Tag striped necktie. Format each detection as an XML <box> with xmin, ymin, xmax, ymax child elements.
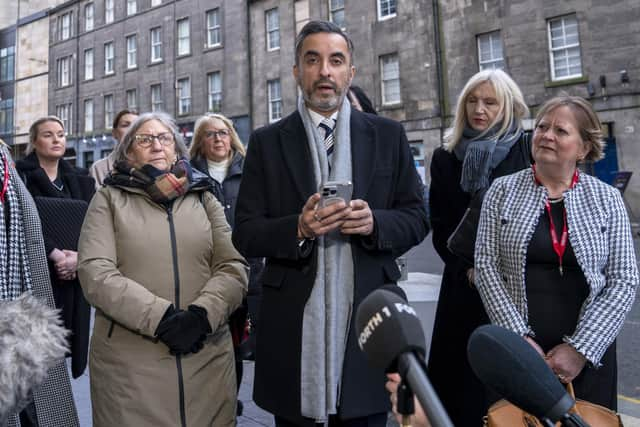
<box><xmin>319</xmin><ymin>117</ymin><xmax>336</xmax><ymax>167</ymax></box>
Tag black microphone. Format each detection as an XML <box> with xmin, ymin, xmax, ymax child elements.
<box><xmin>356</xmin><ymin>287</ymin><xmax>454</xmax><ymax>427</ymax></box>
<box><xmin>467</xmin><ymin>325</ymin><xmax>588</xmax><ymax>426</ymax></box>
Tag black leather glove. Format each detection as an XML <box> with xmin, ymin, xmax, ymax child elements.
<box><xmin>156</xmin><ymin>305</ymin><xmax>212</xmax><ymax>355</ymax></box>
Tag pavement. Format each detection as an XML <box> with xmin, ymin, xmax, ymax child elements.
<box><xmin>70</xmin><ymin>233</ymin><xmax>640</xmax><ymax>426</ymax></box>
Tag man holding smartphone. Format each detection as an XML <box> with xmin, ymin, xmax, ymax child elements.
<box><xmin>232</xmin><ymin>20</ymin><xmax>429</xmax><ymax>427</ymax></box>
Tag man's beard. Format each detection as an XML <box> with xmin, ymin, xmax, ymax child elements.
<box><xmin>299</xmin><ymin>79</ymin><xmax>347</xmax><ymax>112</ymax></box>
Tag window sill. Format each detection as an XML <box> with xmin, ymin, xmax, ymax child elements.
<box><xmin>103</xmin><ymin>72</ymin><xmax>115</xmax><ymax>78</ymax></box>
<box><xmin>125</xmin><ymin>66</ymin><xmax>138</xmax><ymax>72</ymax></box>
<box><xmin>176</xmin><ymin>53</ymin><xmax>192</xmax><ymax>59</ymax></box>
<box><xmin>380</xmin><ymin>102</ymin><xmax>403</xmax><ymax>111</ymax></box>
<box><xmin>544</xmin><ymin>75</ymin><xmax>589</xmax><ymax>88</ymax></box>
<box><xmin>149</xmin><ymin>59</ymin><xmax>164</xmax><ymax>66</ymax></box>
<box><xmin>203</xmin><ymin>44</ymin><xmax>223</xmax><ymax>53</ymax></box>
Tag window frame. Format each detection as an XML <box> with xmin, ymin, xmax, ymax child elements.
<box><xmin>56</xmin><ymin>104</ymin><xmax>72</xmax><ymax>134</ymax></box>
<box><xmin>265</xmin><ymin>8</ymin><xmax>280</xmax><ymax>51</ymax></box>
<box><xmin>151</xmin><ymin>84</ymin><xmax>163</xmax><ymax>111</ymax></box>
<box><xmin>84</xmin><ymin>3</ymin><xmax>94</xmax><ymax>31</ymax></box>
<box><xmin>177</xmin><ymin>18</ymin><xmax>190</xmax><ymax>56</ymax></box>
<box><xmin>0</xmin><ymin>46</ymin><xmax>15</xmax><ymax>82</ymax></box>
<box><xmin>477</xmin><ymin>30</ymin><xmax>505</xmax><ymax>71</ymax></box>
<box><xmin>150</xmin><ymin>27</ymin><xmax>163</xmax><ymax>62</ymax></box>
<box><xmin>84</xmin><ymin>48</ymin><xmax>94</xmax><ymax>80</ymax></box>
<box><xmin>59</xmin><ymin>12</ymin><xmax>72</xmax><ymax>40</ymax></box>
<box><xmin>177</xmin><ymin>77</ymin><xmax>191</xmax><ymax>115</ymax></box>
<box><xmin>267</xmin><ymin>78</ymin><xmax>282</xmax><ymax>123</ymax></box>
<box><xmin>328</xmin><ymin>0</ymin><xmax>345</xmax><ymax>29</ymax></box>
<box><xmin>206</xmin><ymin>8</ymin><xmax>221</xmax><ymax>48</ymax></box>
<box><xmin>104</xmin><ymin>41</ymin><xmax>115</xmax><ymax>75</ymax></box>
<box><xmin>105</xmin><ymin>0</ymin><xmax>114</xmax><ymax>23</ymax></box>
<box><xmin>0</xmin><ymin>98</ymin><xmax>14</xmax><ymax>135</ymax></box>
<box><xmin>207</xmin><ymin>71</ymin><xmax>222</xmax><ymax>112</ymax></box>
<box><xmin>547</xmin><ymin>14</ymin><xmax>583</xmax><ymax>81</ymax></box>
<box><xmin>126</xmin><ymin>34</ymin><xmax>137</xmax><ymax>69</ymax></box>
<box><xmin>57</xmin><ymin>56</ymin><xmax>72</xmax><ymax>87</ymax></box>
<box><xmin>380</xmin><ymin>53</ymin><xmax>401</xmax><ymax>105</ymax></box>
<box><xmin>377</xmin><ymin>0</ymin><xmax>397</xmax><ymax>21</ymax></box>
<box><xmin>126</xmin><ymin>88</ymin><xmax>137</xmax><ymax>110</ymax></box>
<box><xmin>127</xmin><ymin>0</ymin><xmax>137</xmax><ymax>16</ymax></box>
<box><xmin>103</xmin><ymin>94</ymin><xmax>114</xmax><ymax>129</ymax></box>
<box><xmin>84</xmin><ymin>98</ymin><xmax>94</xmax><ymax>132</ymax></box>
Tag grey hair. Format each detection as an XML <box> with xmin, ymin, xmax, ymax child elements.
<box><xmin>113</xmin><ymin>112</ymin><xmax>188</xmax><ymax>164</ymax></box>
<box><xmin>294</xmin><ymin>20</ymin><xmax>354</xmax><ymax>66</ymax></box>
<box><xmin>26</xmin><ymin>116</ymin><xmax>65</xmax><ymax>156</ymax></box>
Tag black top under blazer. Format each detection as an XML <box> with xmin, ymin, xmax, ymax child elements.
<box><xmin>232</xmin><ymin>109</ymin><xmax>429</xmax><ymax>424</ymax></box>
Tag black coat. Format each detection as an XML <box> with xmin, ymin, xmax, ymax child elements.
<box><xmin>426</xmin><ymin>138</ymin><xmax>531</xmax><ymax>426</ymax></box>
<box><xmin>232</xmin><ymin>109</ymin><xmax>429</xmax><ymax>424</ymax></box>
<box><xmin>190</xmin><ymin>151</ymin><xmax>243</xmax><ymax>228</ymax></box>
<box><xmin>16</xmin><ymin>152</ymin><xmax>95</xmax><ymax>378</ymax></box>
<box><xmin>190</xmin><ymin>151</ymin><xmax>264</xmax><ymax>330</ymax></box>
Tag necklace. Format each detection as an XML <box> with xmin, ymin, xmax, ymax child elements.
<box><xmin>549</xmin><ymin>197</ymin><xmax>564</xmax><ymax>204</ymax></box>
<box><xmin>532</xmin><ymin>165</ymin><xmax>579</xmax><ymax>276</ymax></box>
<box><xmin>51</xmin><ymin>180</ymin><xmax>64</xmax><ymax>191</ymax></box>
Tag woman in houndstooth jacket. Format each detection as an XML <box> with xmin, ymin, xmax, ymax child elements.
<box><xmin>475</xmin><ymin>95</ymin><xmax>639</xmax><ymax>410</ymax></box>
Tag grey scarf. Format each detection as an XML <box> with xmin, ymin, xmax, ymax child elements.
<box><xmin>298</xmin><ymin>95</ymin><xmax>354</xmax><ymax>422</ymax></box>
<box><xmin>453</xmin><ymin>122</ymin><xmax>522</xmax><ymax>193</ymax></box>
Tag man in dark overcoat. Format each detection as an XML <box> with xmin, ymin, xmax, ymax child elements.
<box><xmin>232</xmin><ymin>20</ymin><xmax>429</xmax><ymax>427</ymax></box>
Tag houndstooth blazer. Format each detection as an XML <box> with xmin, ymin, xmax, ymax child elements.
<box><xmin>1</xmin><ymin>144</ymin><xmax>79</xmax><ymax>427</ymax></box>
<box><xmin>475</xmin><ymin>168</ymin><xmax>638</xmax><ymax>366</ymax></box>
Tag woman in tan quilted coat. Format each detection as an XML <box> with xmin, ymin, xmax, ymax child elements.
<box><xmin>77</xmin><ymin>112</ymin><xmax>248</xmax><ymax>427</ymax></box>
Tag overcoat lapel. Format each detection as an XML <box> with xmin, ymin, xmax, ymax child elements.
<box><xmin>279</xmin><ymin>112</ymin><xmax>316</xmax><ymax>202</ymax></box>
<box><xmin>350</xmin><ymin>111</ymin><xmax>376</xmax><ymax>200</ymax></box>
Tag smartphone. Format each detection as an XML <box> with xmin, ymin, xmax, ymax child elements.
<box><xmin>319</xmin><ymin>180</ymin><xmax>353</xmax><ymax>208</ymax></box>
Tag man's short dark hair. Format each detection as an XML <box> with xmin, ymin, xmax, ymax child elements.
<box><xmin>294</xmin><ymin>20</ymin><xmax>354</xmax><ymax>66</ymax></box>
<box><xmin>112</xmin><ymin>109</ymin><xmax>139</xmax><ymax>129</ymax></box>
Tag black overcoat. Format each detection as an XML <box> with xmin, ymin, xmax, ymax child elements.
<box><xmin>16</xmin><ymin>153</ymin><xmax>95</xmax><ymax>378</ymax></box>
<box><xmin>232</xmin><ymin>109</ymin><xmax>429</xmax><ymax>424</ymax></box>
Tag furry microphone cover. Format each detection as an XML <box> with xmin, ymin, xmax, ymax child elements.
<box><xmin>0</xmin><ymin>293</ymin><xmax>69</xmax><ymax>419</ymax></box>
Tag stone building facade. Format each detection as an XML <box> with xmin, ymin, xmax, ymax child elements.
<box><xmin>6</xmin><ymin>0</ymin><xmax>638</xmax><ymax>214</ymax></box>
<box><xmin>47</xmin><ymin>0</ymin><xmax>251</xmax><ymax>166</ymax></box>
<box><xmin>439</xmin><ymin>0</ymin><xmax>640</xmax><ymax>219</ymax></box>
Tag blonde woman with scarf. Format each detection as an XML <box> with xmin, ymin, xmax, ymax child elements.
<box><xmin>427</xmin><ymin>69</ymin><xmax>531</xmax><ymax>426</ymax></box>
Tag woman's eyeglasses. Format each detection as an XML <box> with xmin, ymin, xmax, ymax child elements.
<box><xmin>205</xmin><ymin>129</ymin><xmax>230</xmax><ymax>139</ymax></box>
<box><xmin>134</xmin><ymin>133</ymin><xmax>175</xmax><ymax>147</ymax></box>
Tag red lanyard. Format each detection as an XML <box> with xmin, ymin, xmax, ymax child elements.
<box><xmin>532</xmin><ymin>165</ymin><xmax>579</xmax><ymax>276</ymax></box>
<box><xmin>0</xmin><ymin>156</ymin><xmax>8</xmax><ymax>203</ymax></box>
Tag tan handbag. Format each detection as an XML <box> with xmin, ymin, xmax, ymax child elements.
<box><xmin>484</xmin><ymin>383</ymin><xmax>623</xmax><ymax>426</ymax></box>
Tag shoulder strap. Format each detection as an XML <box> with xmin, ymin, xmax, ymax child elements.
<box><xmin>522</xmin><ymin>131</ymin><xmax>533</xmax><ymax>165</ymax></box>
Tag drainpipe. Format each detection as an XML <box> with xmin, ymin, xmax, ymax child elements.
<box><xmin>245</xmin><ymin>2</ymin><xmax>253</xmax><ymax>131</ymax></box>
<box><xmin>74</xmin><ymin>0</ymin><xmax>81</xmax><ymax>165</ymax></box>
<box><xmin>432</xmin><ymin>0</ymin><xmax>446</xmax><ymax>143</ymax></box>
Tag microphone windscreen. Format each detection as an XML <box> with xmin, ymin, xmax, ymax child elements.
<box><xmin>355</xmin><ymin>288</ymin><xmax>425</xmax><ymax>372</ymax></box>
<box><xmin>467</xmin><ymin>325</ymin><xmax>573</xmax><ymax>421</ymax></box>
